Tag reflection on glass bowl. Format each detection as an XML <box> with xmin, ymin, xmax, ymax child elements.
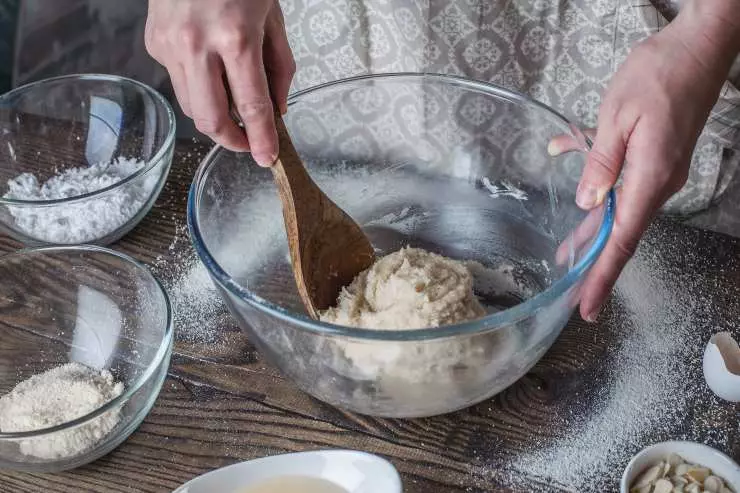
<box><xmin>188</xmin><ymin>73</ymin><xmax>615</xmax><ymax>417</ymax></box>
<box><xmin>0</xmin><ymin>245</ymin><xmax>172</xmax><ymax>472</ymax></box>
<box><xmin>0</xmin><ymin>74</ymin><xmax>175</xmax><ymax>246</ymax></box>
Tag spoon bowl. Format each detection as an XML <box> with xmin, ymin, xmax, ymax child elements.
<box><xmin>271</xmin><ymin>114</ymin><xmax>376</xmax><ymax>318</ymax></box>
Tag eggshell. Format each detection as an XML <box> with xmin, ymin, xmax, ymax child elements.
<box><xmin>702</xmin><ymin>332</ymin><xmax>740</xmax><ymax>403</ymax></box>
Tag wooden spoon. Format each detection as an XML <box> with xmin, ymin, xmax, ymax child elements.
<box><xmin>225</xmin><ymin>87</ymin><xmax>376</xmax><ymax>318</ymax></box>
<box><xmin>270</xmin><ymin>112</ymin><xmax>376</xmax><ymax>319</ymax></box>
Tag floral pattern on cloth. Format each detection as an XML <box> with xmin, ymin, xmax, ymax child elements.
<box><xmin>280</xmin><ymin>0</ymin><xmax>740</xmax><ymax>215</ymax></box>
<box><xmin>9</xmin><ymin>0</ymin><xmax>740</xmax><ymax>216</ymax></box>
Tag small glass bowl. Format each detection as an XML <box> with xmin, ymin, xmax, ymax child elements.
<box><xmin>0</xmin><ymin>245</ymin><xmax>173</xmax><ymax>472</ymax></box>
<box><xmin>0</xmin><ymin>74</ymin><xmax>175</xmax><ymax>245</ymax></box>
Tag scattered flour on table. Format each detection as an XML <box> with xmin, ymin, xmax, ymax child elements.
<box><xmin>2</xmin><ymin>157</ymin><xmax>157</xmax><ymax>243</ymax></box>
<box><xmin>492</xmin><ymin>230</ymin><xmax>732</xmax><ymax>491</ymax></box>
<box><xmin>152</xmin><ymin>223</ymin><xmax>228</xmax><ymax>344</ymax></box>
<box><xmin>0</xmin><ymin>362</ymin><xmax>124</xmax><ymax>459</ymax></box>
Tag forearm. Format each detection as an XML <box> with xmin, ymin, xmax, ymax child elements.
<box><xmin>673</xmin><ymin>0</ymin><xmax>740</xmax><ymax>78</ymax></box>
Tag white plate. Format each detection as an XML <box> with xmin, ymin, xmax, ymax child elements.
<box><xmin>172</xmin><ymin>450</ymin><xmax>403</xmax><ymax>493</ymax></box>
<box><xmin>621</xmin><ymin>441</ymin><xmax>740</xmax><ymax>492</ymax></box>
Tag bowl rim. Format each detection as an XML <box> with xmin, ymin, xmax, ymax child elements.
<box><xmin>187</xmin><ymin>72</ymin><xmax>616</xmax><ymax>341</ymax></box>
<box><xmin>619</xmin><ymin>440</ymin><xmax>740</xmax><ymax>492</ymax></box>
<box><xmin>0</xmin><ymin>73</ymin><xmax>176</xmax><ymax>206</ymax></box>
<box><xmin>172</xmin><ymin>449</ymin><xmax>403</xmax><ymax>493</ymax></box>
<box><xmin>0</xmin><ymin>244</ymin><xmax>174</xmax><ymax>439</ymax></box>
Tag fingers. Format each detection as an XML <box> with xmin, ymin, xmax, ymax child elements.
<box><xmin>555</xmin><ymin>199</ymin><xmax>607</xmax><ymax>266</ymax></box>
<box><xmin>547</xmin><ymin>128</ymin><xmax>597</xmax><ymax>156</ymax></box>
<box><xmin>223</xmin><ymin>42</ymin><xmax>278</xmax><ymax>166</ymax></box>
<box><xmin>169</xmin><ymin>63</ymin><xmax>192</xmax><ymax>117</ymax></box>
<box><xmin>576</xmin><ymin>114</ymin><xmax>629</xmax><ymax>210</ymax></box>
<box><xmin>264</xmin><ymin>5</ymin><xmax>296</xmax><ymax>115</ymax></box>
<box><xmin>185</xmin><ymin>54</ymin><xmax>251</xmax><ymax>152</ymax></box>
<box><xmin>577</xmin><ymin>131</ymin><xmax>675</xmax><ymax>322</ymax></box>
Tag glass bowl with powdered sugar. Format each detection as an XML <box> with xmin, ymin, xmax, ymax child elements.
<box><xmin>0</xmin><ymin>74</ymin><xmax>175</xmax><ymax>246</ymax></box>
<box><xmin>188</xmin><ymin>73</ymin><xmax>616</xmax><ymax>418</ymax></box>
<box><xmin>0</xmin><ymin>245</ymin><xmax>173</xmax><ymax>472</ymax></box>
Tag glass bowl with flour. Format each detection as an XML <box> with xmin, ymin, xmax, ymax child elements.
<box><xmin>188</xmin><ymin>74</ymin><xmax>615</xmax><ymax>417</ymax></box>
<box><xmin>0</xmin><ymin>74</ymin><xmax>175</xmax><ymax>245</ymax></box>
<box><xmin>0</xmin><ymin>246</ymin><xmax>173</xmax><ymax>472</ymax></box>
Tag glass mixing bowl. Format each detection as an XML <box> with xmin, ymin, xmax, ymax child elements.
<box><xmin>0</xmin><ymin>74</ymin><xmax>175</xmax><ymax>245</ymax></box>
<box><xmin>0</xmin><ymin>246</ymin><xmax>173</xmax><ymax>472</ymax></box>
<box><xmin>188</xmin><ymin>73</ymin><xmax>615</xmax><ymax>417</ymax></box>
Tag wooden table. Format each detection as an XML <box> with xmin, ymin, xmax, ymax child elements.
<box><xmin>1</xmin><ymin>139</ymin><xmax>738</xmax><ymax>493</ymax></box>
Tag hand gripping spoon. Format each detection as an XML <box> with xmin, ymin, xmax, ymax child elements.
<box><xmin>226</xmin><ymin>90</ymin><xmax>376</xmax><ymax>318</ymax></box>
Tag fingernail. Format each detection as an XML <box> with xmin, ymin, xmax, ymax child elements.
<box><xmin>576</xmin><ymin>182</ymin><xmax>603</xmax><ymax>209</ymax></box>
<box><xmin>547</xmin><ymin>140</ymin><xmax>561</xmax><ymax>157</ymax></box>
<box><xmin>253</xmin><ymin>152</ymin><xmax>277</xmax><ymax>167</ymax></box>
<box><xmin>584</xmin><ymin>307</ymin><xmax>601</xmax><ymax>323</ymax></box>
<box><xmin>279</xmin><ymin>102</ymin><xmax>288</xmax><ymax>115</ymax></box>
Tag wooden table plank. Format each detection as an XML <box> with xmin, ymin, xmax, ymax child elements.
<box><xmin>0</xmin><ymin>138</ymin><xmax>737</xmax><ymax>493</ymax></box>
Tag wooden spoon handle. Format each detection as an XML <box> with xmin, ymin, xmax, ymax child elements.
<box><xmin>270</xmin><ymin>112</ymin><xmax>325</xmax><ymax>319</ymax></box>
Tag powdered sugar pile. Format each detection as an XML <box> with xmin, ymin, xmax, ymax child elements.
<box><xmin>3</xmin><ymin>157</ymin><xmax>157</xmax><ymax>243</ymax></box>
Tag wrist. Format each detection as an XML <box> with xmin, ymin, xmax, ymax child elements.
<box><xmin>671</xmin><ymin>1</ymin><xmax>740</xmax><ymax>82</ymax></box>
<box><xmin>679</xmin><ymin>0</ymin><xmax>740</xmax><ymax>53</ymax></box>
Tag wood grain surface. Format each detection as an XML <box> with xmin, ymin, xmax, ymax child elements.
<box><xmin>0</xmin><ymin>139</ymin><xmax>737</xmax><ymax>493</ymax></box>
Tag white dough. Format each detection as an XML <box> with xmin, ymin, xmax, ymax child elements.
<box><xmin>320</xmin><ymin>247</ymin><xmax>486</xmax><ymax>330</ymax></box>
<box><xmin>312</xmin><ymin>247</ymin><xmax>523</xmax><ymax>413</ymax></box>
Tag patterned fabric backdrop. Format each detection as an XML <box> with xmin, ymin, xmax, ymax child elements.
<box><xmin>280</xmin><ymin>0</ymin><xmax>740</xmax><ymax>215</ymax></box>
<box><xmin>8</xmin><ymin>0</ymin><xmax>740</xmax><ymax>216</ymax></box>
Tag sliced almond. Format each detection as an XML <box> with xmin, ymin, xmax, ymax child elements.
<box><xmin>673</xmin><ymin>475</ymin><xmax>689</xmax><ymax>485</ymax></box>
<box><xmin>668</xmin><ymin>454</ymin><xmax>685</xmax><ymax>468</ymax></box>
<box><xmin>654</xmin><ymin>478</ymin><xmax>673</xmax><ymax>493</ymax></box>
<box><xmin>631</xmin><ymin>486</ymin><xmax>652</xmax><ymax>493</ymax></box>
<box><xmin>704</xmin><ymin>476</ymin><xmax>724</xmax><ymax>492</ymax></box>
<box><xmin>685</xmin><ymin>483</ymin><xmax>701</xmax><ymax>493</ymax></box>
<box><xmin>635</xmin><ymin>465</ymin><xmax>664</xmax><ymax>488</ymax></box>
<box><xmin>686</xmin><ymin>467</ymin><xmax>711</xmax><ymax>484</ymax></box>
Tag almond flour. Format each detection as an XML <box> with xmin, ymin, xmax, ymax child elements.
<box><xmin>0</xmin><ymin>362</ymin><xmax>124</xmax><ymax>460</ymax></box>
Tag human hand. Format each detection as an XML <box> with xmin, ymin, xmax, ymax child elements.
<box><xmin>145</xmin><ymin>0</ymin><xmax>295</xmax><ymax>165</ymax></box>
<box><xmin>548</xmin><ymin>2</ymin><xmax>740</xmax><ymax>321</ymax></box>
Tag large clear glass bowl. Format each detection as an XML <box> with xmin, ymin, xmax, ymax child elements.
<box><xmin>188</xmin><ymin>73</ymin><xmax>615</xmax><ymax>417</ymax></box>
<box><xmin>0</xmin><ymin>246</ymin><xmax>173</xmax><ymax>471</ymax></box>
<box><xmin>0</xmin><ymin>74</ymin><xmax>175</xmax><ymax>245</ymax></box>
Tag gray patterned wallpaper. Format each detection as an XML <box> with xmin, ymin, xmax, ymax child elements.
<box><xmin>7</xmin><ymin>0</ymin><xmax>740</xmax><ymax>236</ymax></box>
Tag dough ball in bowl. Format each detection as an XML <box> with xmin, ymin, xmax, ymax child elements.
<box><xmin>320</xmin><ymin>247</ymin><xmax>486</xmax><ymax>330</ymax></box>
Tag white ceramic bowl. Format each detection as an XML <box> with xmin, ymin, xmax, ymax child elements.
<box><xmin>621</xmin><ymin>441</ymin><xmax>740</xmax><ymax>493</ymax></box>
<box><xmin>172</xmin><ymin>450</ymin><xmax>402</xmax><ymax>493</ymax></box>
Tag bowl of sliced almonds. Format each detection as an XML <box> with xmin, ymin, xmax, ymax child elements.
<box><xmin>621</xmin><ymin>441</ymin><xmax>740</xmax><ymax>493</ymax></box>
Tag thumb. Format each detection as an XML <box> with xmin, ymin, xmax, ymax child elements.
<box><xmin>577</xmin><ymin>118</ymin><xmax>627</xmax><ymax>210</ymax></box>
